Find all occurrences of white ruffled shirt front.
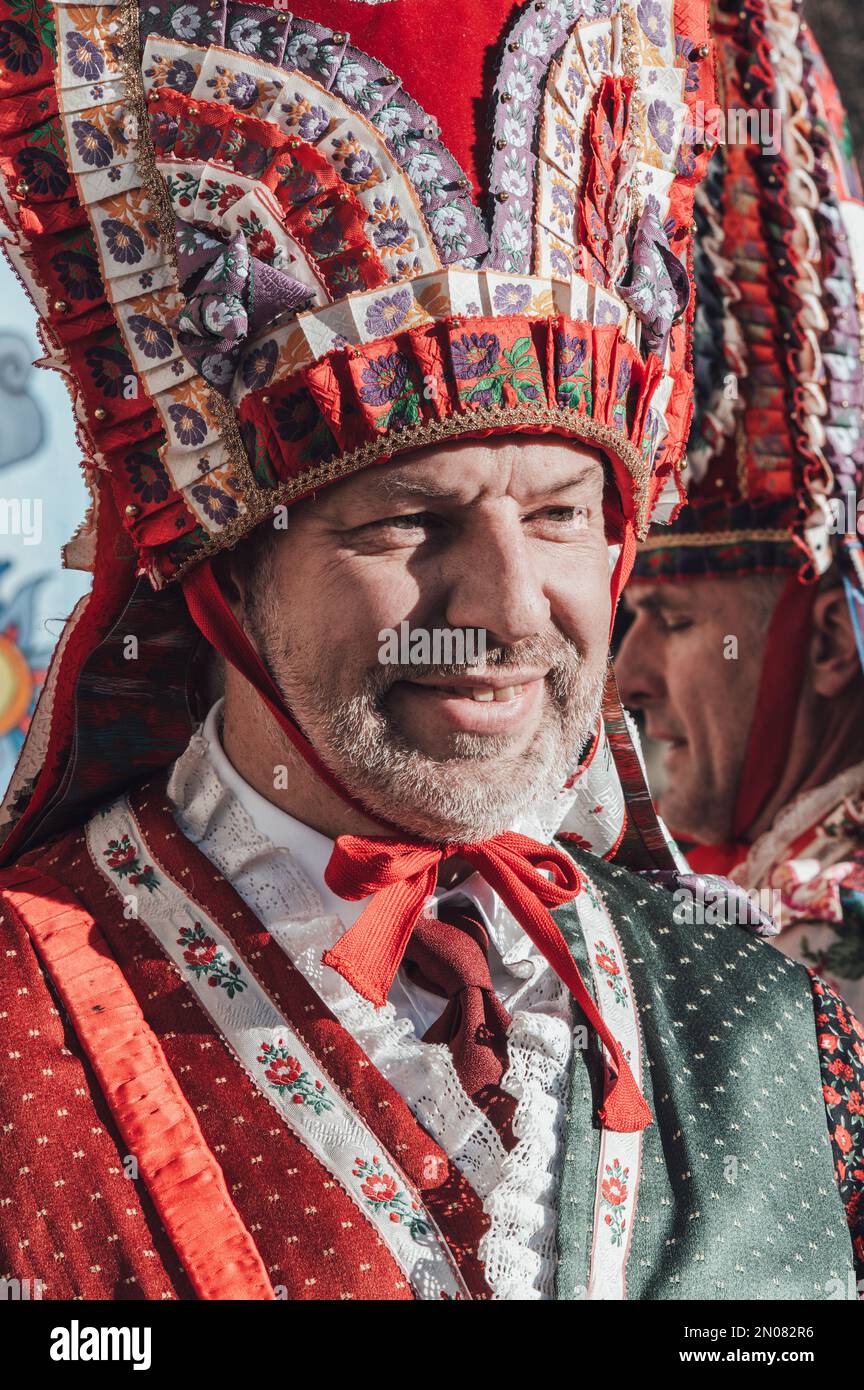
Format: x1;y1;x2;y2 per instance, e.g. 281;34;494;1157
166;700;577;1300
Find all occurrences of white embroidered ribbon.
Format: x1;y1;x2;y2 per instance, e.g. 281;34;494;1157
578;872;645;1301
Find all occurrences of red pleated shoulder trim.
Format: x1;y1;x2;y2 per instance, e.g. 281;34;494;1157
0;864;274;1301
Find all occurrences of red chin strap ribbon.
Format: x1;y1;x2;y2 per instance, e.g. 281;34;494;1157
183;558;381;825
183;557;653;1134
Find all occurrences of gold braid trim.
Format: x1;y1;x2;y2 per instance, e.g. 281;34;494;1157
619;4;640;80
638;527;793;550
163;407;652;584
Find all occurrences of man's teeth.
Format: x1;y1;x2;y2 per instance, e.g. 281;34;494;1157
466;685;523;703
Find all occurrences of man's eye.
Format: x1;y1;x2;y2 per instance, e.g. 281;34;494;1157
381;512;435;530
529;505;589;526
661;616;693;633
527;505;594;530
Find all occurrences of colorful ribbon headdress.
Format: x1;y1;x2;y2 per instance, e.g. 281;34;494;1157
638;2;864;585
630;0;864;846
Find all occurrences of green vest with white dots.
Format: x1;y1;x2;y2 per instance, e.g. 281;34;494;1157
551;846;856;1301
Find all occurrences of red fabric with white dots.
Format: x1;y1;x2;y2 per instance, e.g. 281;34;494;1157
0;898;193;1300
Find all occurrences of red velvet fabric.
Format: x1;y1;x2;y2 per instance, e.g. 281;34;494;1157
280;0;522;194
1;862;276;1300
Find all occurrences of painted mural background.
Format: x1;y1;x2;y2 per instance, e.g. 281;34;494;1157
0;248;90;793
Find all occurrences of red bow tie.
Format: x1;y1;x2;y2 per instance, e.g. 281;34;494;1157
323;831;652;1134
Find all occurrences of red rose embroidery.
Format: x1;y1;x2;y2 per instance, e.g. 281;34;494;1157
834;1124;853;1155
600;1175;628;1206
265;1055;303;1087
249;228;276;260
218;183;244;212
361;1173;399;1204
107;844;136;869
596;950;619;976
183;936;218;967
828;1058;855;1082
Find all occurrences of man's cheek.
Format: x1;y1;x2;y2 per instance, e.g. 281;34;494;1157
558;582;610;655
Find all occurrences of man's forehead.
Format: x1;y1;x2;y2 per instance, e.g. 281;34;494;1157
325;437;607;507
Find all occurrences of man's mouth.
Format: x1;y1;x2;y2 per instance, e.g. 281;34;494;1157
408;682;526;703
645;723;687;754
386;672;549;737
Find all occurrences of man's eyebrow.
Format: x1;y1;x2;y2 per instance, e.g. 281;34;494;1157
625;589;690;615
375;472;470;502
372;461;605;504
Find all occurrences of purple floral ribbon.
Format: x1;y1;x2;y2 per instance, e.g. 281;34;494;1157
172;226;312;392
616;200;690;357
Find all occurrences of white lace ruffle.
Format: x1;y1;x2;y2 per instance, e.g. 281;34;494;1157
167;729;575;1300
478;983;574;1300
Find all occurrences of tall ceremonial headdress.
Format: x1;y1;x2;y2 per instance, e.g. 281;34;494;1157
630;0;864;853
0;0;716;862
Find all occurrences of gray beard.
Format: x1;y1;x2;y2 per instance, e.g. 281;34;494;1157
247;579;606;843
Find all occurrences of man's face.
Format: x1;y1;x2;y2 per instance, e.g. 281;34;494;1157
241;436;612;841
615;575;780;843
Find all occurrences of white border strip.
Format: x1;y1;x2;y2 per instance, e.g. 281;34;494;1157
577;874;645;1301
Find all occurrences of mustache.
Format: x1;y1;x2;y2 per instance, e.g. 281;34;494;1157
372;633;585;686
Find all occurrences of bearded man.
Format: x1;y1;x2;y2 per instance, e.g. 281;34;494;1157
0;0;862;1302
617;8;864;1018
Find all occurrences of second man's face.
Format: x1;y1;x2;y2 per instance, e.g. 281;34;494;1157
616;574;779;844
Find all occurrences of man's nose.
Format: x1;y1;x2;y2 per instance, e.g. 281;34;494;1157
615;618;664;709
443;517;550;647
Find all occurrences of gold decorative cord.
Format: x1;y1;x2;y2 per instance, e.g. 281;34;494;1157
638;527;792;549
119;0;178;276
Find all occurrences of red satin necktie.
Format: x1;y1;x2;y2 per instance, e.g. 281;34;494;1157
323;831;652;1134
